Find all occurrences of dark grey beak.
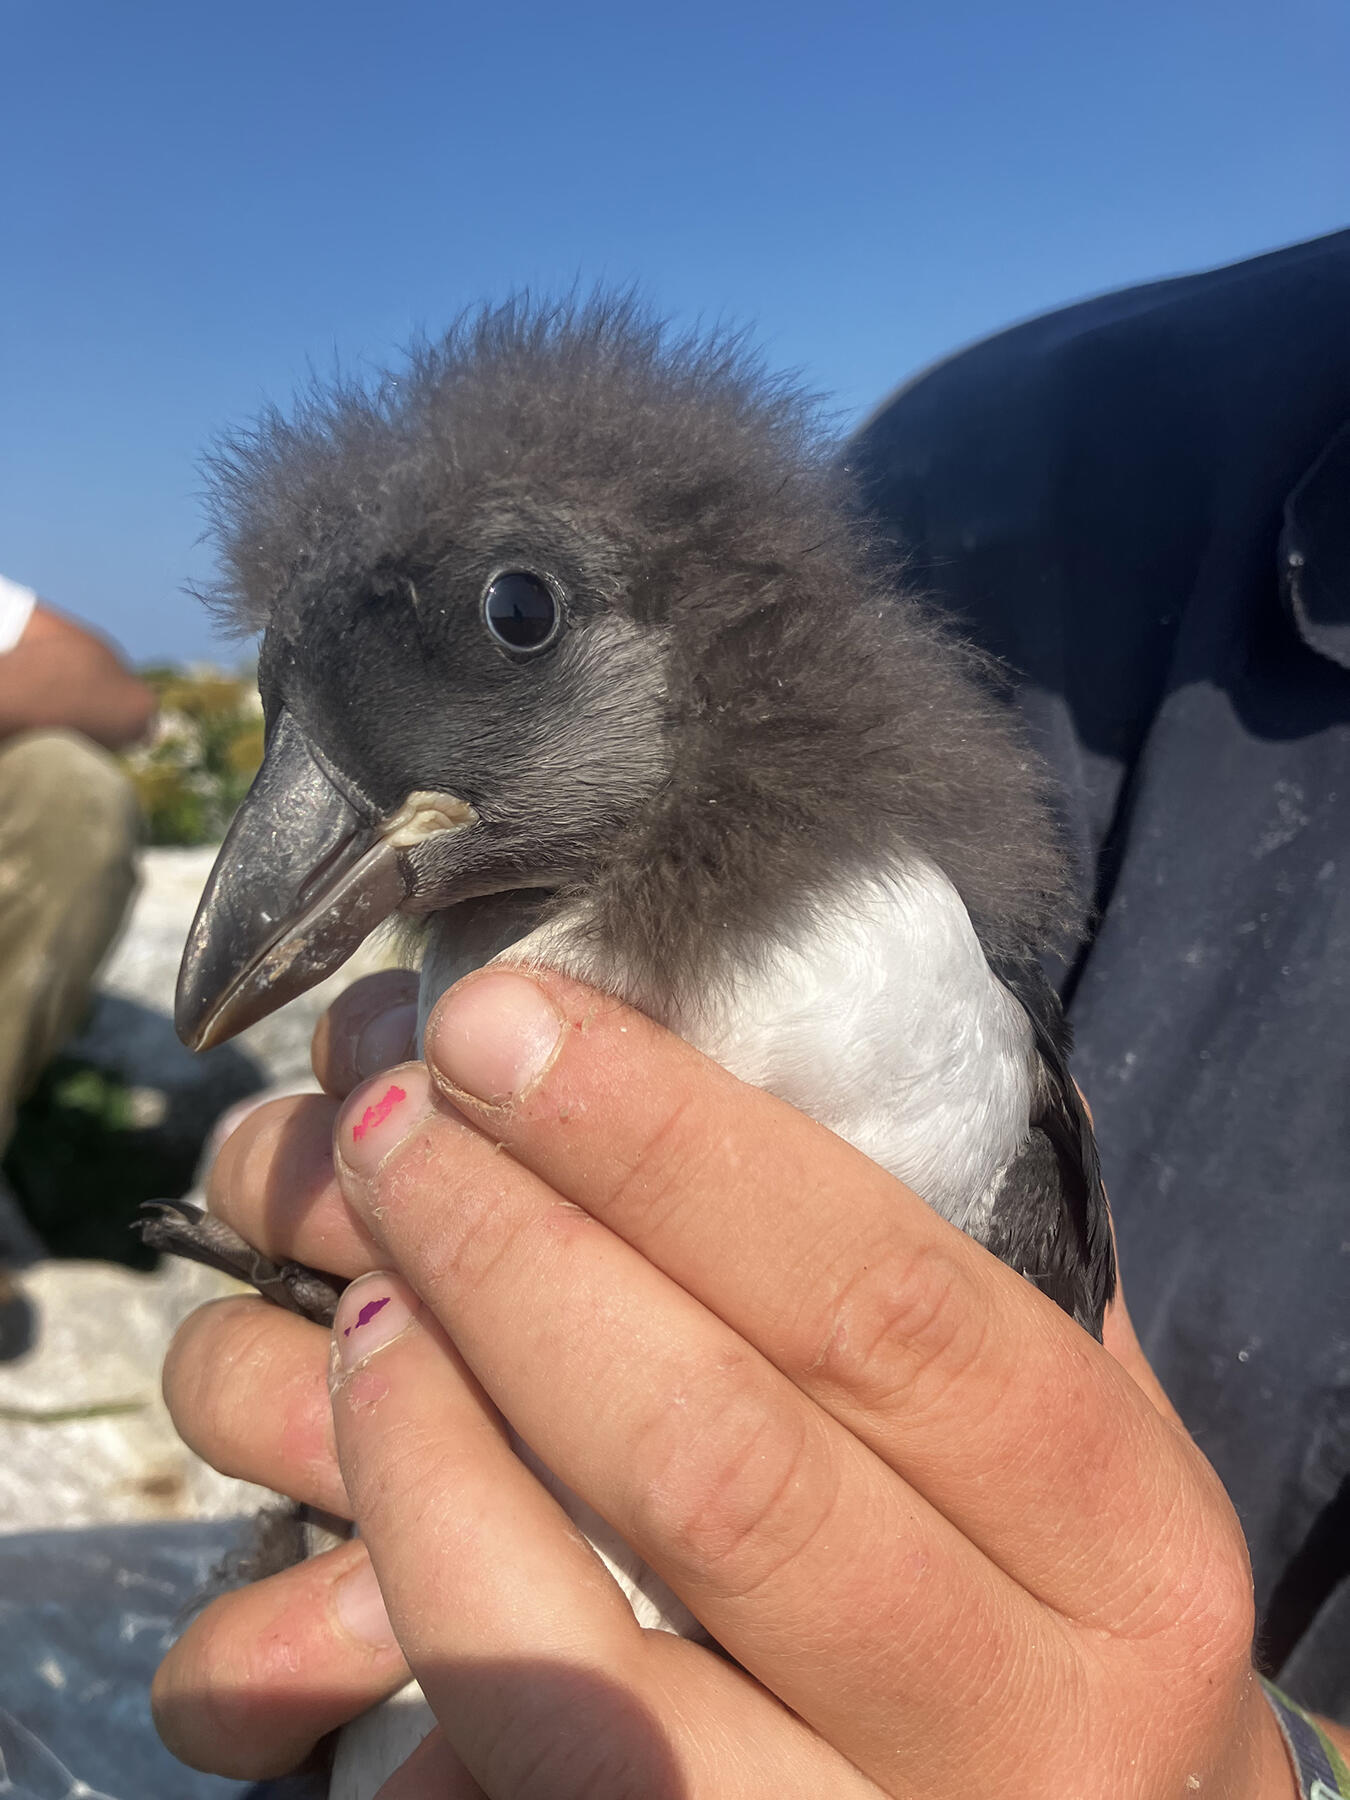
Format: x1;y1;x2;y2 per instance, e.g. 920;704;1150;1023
175;709;475;1051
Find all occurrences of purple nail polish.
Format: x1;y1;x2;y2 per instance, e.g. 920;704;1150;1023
343;1293;392;1338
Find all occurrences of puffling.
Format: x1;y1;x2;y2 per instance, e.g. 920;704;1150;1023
150;295;1114;1796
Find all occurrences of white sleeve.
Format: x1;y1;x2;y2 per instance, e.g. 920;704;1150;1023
0;575;37;653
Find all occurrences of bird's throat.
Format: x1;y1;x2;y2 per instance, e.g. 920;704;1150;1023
416;888;564;1024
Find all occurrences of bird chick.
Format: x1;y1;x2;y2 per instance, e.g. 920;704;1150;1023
174;293;1112;1333
157;295;1115;1796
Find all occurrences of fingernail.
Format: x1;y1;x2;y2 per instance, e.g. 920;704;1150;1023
429;972;563;1106
338;1063;433;1175
334;1556;398;1648
354;1002;420;1082
332;1272;417;1372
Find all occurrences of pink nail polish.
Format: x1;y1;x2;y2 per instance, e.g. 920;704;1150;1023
339;1063;433;1173
353;1084;405;1141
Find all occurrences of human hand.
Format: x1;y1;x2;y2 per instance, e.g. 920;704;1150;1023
154;968;1296;1797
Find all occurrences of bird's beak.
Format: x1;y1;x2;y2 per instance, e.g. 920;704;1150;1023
175;708;477;1051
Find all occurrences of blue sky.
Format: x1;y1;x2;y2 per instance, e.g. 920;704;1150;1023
2;0;1347;663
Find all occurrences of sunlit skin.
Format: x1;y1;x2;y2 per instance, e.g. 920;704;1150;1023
150;968;1344;1797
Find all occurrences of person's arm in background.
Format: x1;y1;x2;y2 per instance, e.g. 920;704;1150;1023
0;589;155;750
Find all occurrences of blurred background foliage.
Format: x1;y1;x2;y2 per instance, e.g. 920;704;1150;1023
120;664;263;845
4;664;269;1262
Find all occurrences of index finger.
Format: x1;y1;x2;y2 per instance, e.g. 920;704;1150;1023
311;970;421;1099
418;968;1244;1637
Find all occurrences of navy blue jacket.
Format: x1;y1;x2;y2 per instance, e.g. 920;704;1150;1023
848;231;1350;1718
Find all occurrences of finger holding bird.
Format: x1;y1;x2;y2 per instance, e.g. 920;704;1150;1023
331;967;1199;1633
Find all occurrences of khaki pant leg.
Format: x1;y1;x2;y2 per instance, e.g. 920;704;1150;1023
0;730;141;1151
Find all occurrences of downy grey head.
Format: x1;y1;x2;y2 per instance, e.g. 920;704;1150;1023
176;293;1072;1051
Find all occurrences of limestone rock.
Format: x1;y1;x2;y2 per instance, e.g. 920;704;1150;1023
0;1256;274;1531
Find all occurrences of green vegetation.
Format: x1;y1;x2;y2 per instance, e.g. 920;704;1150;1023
4;1058;192;1267
120;664;264;846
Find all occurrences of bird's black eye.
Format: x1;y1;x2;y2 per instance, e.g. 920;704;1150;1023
482;571;560;652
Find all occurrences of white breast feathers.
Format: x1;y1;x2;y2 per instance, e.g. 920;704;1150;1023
455;854;1038;1237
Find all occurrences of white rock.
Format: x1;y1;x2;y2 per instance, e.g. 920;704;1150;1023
0;1258;272;1532
4;846;401;1537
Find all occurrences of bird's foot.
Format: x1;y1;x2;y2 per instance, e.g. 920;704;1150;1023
137;1198;345;1327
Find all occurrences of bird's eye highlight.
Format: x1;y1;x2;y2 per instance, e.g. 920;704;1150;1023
482;572;560;651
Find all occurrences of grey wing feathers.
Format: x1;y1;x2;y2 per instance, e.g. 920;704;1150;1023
984;959;1116;1339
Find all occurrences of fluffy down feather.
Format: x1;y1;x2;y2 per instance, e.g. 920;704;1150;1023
201;293;1075;1013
